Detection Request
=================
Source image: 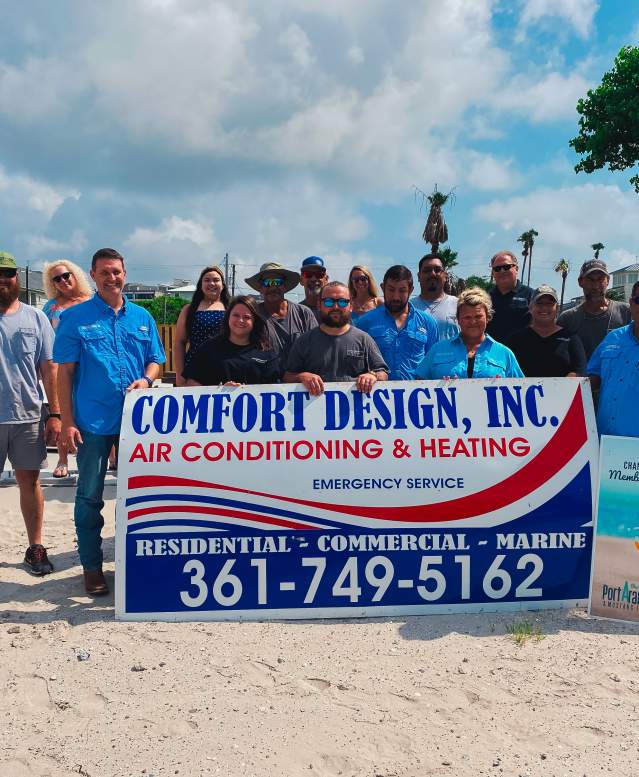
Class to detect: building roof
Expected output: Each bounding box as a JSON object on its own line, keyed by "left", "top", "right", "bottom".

{"left": 168, "top": 284, "right": 196, "bottom": 293}
{"left": 612, "top": 263, "right": 639, "bottom": 274}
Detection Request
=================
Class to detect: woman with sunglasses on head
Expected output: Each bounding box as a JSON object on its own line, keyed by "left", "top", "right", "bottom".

{"left": 348, "top": 265, "right": 383, "bottom": 325}
{"left": 42, "top": 260, "right": 93, "bottom": 478}
{"left": 182, "top": 296, "right": 282, "bottom": 386}
{"left": 174, "top": 265, "right": 230, "bottom": 387}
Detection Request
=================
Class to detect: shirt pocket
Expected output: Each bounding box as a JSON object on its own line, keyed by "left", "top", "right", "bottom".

{"left": 125, "top": 327, "right": 152, "bottom": 362}
{"left": 15, "top": 328, "right": 37, "bottom": 356}
{"left": 481, "top": 356, "right": 508, "bottom": 377}
{"left": 405, "top": 328, "right": 428, "bottom": 356}
{"left": 79, "top": 325, "right": 108, "bottom": 354}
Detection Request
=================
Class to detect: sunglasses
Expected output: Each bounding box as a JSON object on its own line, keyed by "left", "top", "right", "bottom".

{"left": 352, "top": 275, "right": 369, "bottom": 283}
{"left": 0, "top": 268, "right": 17, "bottom": 279}
{"left": 493, "top": 264, "right": 516, "bottom": 273}
{"left": 52, "top": 271, "right": 72, "bottom": 284}
{"left": 301, "top": 269, "right": 326, "bottom": 279}
{"left": 421, "top": 267, "right": 444, "bottom": 275}
{"left": 322, "top": 297, "right": 350, "bottom": 308}
{"left": 261, "top": 277, "right": 285, "bottom": 288}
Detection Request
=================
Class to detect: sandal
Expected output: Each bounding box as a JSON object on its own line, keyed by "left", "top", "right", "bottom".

{"left": 52, "top": 462, "right": 68, "bottom": 478}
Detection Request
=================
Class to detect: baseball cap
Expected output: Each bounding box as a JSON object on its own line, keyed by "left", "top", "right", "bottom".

{"left": 0, "top": 251, "right": 17, "bottom": 269}
{"left": 579, "top": 259, "right": 609, "bottom": 279}
{"left": 300, "top": 256, "right": 325, "bottom": 271}
{"left": 532, "top": 284, "right": 558, "bottom": 303}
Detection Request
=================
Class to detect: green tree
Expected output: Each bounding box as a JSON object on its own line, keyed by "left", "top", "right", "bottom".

{"left": 136, "top": 295, "right": 185, "bottom": 325}
{"left": 437, "top": 247, "right": 458, "bottom": 271}
{"left": 554, "top": 259, "right": 570, "bottom": 309}
{"left": 464, "top": 275, "right": 491, "bottom": 291}
{"left": 605, "top": 288, "right": 624, "bottom": 302}
{"left": 570, "top": 46, "right": 639, "bottom": 192}
{"left": 517, "top": 229, "right": 538, "bottom": 287}
{"left": 591, "top": 242, "right": 605, "bottom": 259}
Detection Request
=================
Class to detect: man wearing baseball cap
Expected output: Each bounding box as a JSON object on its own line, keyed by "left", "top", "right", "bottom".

{"left": 245, "top": 261, "right": 317, "bottom": 360}
{"left": 0, "top": 251, "right": 61, "bottom": 575}
{"left": 299, "top": 255, "right": 328, "bottom": 320}
{"left": 507, "top": 285, "right": 586, "bottom": 377}
{"left": 557, "top": 259, "right": 631, "bottom": 359}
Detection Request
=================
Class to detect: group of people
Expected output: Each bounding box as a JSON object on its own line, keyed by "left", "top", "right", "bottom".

{"left": 0, "top": 245, "right": 637, "bottom": 595}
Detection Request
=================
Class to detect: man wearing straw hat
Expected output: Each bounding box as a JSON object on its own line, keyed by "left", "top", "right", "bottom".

{"left": 245, "top": 261, "right": 317, "bottom": 360}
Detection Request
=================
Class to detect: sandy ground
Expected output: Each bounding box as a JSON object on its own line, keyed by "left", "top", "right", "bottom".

{"left": 2, "top": 479, "right": 639, "bottom": 777}
{"left": 590, "top": 535, "right": 639, "bottom": 622}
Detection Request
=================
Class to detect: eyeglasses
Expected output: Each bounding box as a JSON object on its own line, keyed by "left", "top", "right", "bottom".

{"left": 352, "top": 275, "right": 369, "bottom": 283}
{"left": 322, "top": 297, "right": 350, "bottom": 308}
{"left": 261, "top": 277, "right": 285, "bottom": 288}
{"left": 0, "top": 268, "right": 17, "bottom": 279}
{"left": 492, "top": 264, "right": 516, "bottom": 273}
{"left": 52, "top": 271, "right": 72, "bottom": 284}
{"left": 421, "top": 267, "right": 444, "bottom": 275}
{"left": 301, "top": 269, "right": 326, "bottom": 279}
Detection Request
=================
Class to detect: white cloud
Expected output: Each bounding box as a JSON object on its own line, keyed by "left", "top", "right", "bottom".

{"left": 279, "top": 24, "right": 315, "bottom": 69}
{"left": 126, "top": 216, "right": 216, "bottom": 250}
{"left": 347, "top": 46, "right": 364, "bottom": 65}
{"left": 0, "top": 166, "right": 80, "bottom": 220}
{"left": 24, "top": 230, "right": 88, "bottom": 260}
{"left": 519, "top": 0, "right": 598, "bottom": 39}
{"left": 466, "top": 154, "right": 519, "bottom": 191}
{"left": 493, "top": 70, "right": 590, "bottom": 122}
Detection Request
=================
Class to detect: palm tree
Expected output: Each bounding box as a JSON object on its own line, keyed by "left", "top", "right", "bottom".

{"left": 519, "top": 228, "right": 539, "bottom": 286}
{"left": 517, "top": 232, "right": 530, "bottom": 280}
{"left": 437, "top": 247, "right": 458, "bottom": 271}
{"left": 554, "top": 259, "right": 570, "bottom": 309}
{"left": 591, "top": 242, "right": 605, "bottom": 260}
{"left": 421, "top": 186, "right": 450, "bottom": 253}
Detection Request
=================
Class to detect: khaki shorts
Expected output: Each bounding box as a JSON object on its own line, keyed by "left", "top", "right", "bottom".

{"left": 0, "top": 420, "right": 47, "bottom": 472}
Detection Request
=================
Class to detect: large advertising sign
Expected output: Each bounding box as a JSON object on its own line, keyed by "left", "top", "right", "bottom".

{"left": 115, "top": 378, "right": 598, "bottom": 620}
{"left": 589, "top": 435, "right": 639, "bottom": 623}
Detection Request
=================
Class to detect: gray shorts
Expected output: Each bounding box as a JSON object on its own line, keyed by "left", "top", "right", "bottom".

{"left": 0, "top": 420, "right": 47, "bottom": 472}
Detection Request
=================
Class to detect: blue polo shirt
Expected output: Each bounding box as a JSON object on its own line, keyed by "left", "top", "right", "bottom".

{"left": 416, "top": 334, "right": 524, "bottom": 379}
{"left": 356, "top": 303, "right": 439, "bottom": 379}
{"left": 53, "top": 294, "right": 165, "bottom": 435}
{"left": 587, "top": 324, "right": 639, "bottom": 437}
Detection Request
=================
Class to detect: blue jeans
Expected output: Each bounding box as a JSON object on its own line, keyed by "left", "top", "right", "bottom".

{"left": 75, "top": 430, "right": 119, "bottom": 570}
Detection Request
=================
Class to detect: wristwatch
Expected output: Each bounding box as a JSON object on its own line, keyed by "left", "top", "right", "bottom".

{"left": 142, "top": 376, "right": 154, "bottom": 387}
{"left": 46, "top": 412, "right": 61, "bottom": 421}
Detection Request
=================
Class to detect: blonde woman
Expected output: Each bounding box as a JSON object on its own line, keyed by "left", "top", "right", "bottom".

{"left": 348, "top": 265, "right": 383, "bottom": 325}
{"left": 416, "top": 287, "right": 524, "bottom": 379}
{"left": 42, "top": 260, "right": 92, "bottom": 478}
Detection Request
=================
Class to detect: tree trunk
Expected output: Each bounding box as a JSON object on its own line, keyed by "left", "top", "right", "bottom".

{"left": 527, "top": 245, "right": 533, "bottom": 287}
{"left": 560, "top": 271, "right": 567, "bottom": 309}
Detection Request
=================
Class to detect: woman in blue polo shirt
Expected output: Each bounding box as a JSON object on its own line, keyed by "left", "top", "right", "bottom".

{"left": 416, "top": 287, "right": 524, "bottom": 379}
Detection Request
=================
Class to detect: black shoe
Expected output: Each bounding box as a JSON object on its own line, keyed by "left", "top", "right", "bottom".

{"left": 24, "top": 544, "right": 54, "bottom": 576}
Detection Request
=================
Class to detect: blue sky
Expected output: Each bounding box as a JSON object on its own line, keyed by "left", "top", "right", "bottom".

{"left": 1, "top": 0, "right": 638, "bottom": 301}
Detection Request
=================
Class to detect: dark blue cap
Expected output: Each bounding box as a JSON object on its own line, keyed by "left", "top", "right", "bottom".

{"left": 301, "top": 255, "right": 325, "bottom": 270}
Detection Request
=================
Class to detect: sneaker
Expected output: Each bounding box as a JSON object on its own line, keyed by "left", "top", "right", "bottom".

{"left": 24, "top": 544, "right": 54, "bottom": 576}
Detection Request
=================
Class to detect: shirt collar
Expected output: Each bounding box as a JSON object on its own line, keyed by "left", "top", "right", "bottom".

{"left": 92, "top": 291, "right": 127, "bottom": 315}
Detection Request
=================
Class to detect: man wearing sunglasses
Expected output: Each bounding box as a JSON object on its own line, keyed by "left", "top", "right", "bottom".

{"left": 486, "top": 250, "right": 533, "bottom": 343}
{"left": 299, "top": 255, "right": 329, "bottom": 320}
{"left": 587, "top": 281, "right": 639, "bottom": 437}
{"left": 284, "top": 282, "right": 387, "bottom": 396}
{"left": 246, "top": 261, "right": 317, "bottom": 360}
{"left": 411, "top": 253, "right": 459, "bottom": 340}
{"left": 0, "top": 251, "right": 61, "bottom": 576}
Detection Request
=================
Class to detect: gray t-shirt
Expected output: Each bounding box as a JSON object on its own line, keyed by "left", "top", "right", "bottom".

{"left": 411, "top": 294, "right": 459, "bottom": 340}
{"left": 258, "top": 300, "right": 318, "bottom": 358}
{"left": 558, "top": 300, "right": 631, "bottom": 359}
{"left": 285, "top": 325, "right": 388, "bottom": 382}
{"left": 0, "top": 303, "right": 54, "bottom": 423}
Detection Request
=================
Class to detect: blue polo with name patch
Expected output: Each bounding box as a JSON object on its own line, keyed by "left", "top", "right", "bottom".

{"left": 53, "top": 294, "right": 165, "bottom": 435}
{"left": 587, "top": 324, "right": 639, "bottom": 437}
{"left": 356, "top": 302, "right": 439, "bottom": 379}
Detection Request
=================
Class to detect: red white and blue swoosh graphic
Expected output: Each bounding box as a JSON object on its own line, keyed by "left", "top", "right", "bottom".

{"left": 126, "top": 388, "right": 592, "bottom": 534}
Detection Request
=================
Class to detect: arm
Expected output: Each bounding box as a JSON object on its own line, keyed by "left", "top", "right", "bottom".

{"left": 39, "top": 359, "right": 61, "bottom": 445}
{"left": 57, "top": 362, "right": 83, "bottom": 454}
{"left": 186, "top": 378, "right": 203, "bottom": 387}
{"left": 173, "top": 305, "right": 190, "bottom": 387}
{"left": 126, "top": 362, "right": 161, "bottom": 391}
{"left": 283, "top": 370, "right": 325, "bottom": 396}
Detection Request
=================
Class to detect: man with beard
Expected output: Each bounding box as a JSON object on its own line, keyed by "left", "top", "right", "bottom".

{"left": 357, "top": 265, "right": 438, "bottom": 379}
{"left": 558, "top": 260, "right": 631, "bottom": 360}
{"left": 283, "top": 282, "right": 387, "bottom": 396}
{"left": 0, "top": 251, "right": 60, "bottom": 575}
{"left": 245, "top": 262, "right": 317, "bottom": 360}
{"left": 299, "top": 255, "right": 328, "bottom": 320}
{"left": 411, "top": 253, "right": 459, "bottom": 340}
{"left": 54, "top": 248, "right": 165, "bottom": 596}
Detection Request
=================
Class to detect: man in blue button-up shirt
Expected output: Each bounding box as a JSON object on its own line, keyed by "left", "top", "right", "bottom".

{"left": 587, "top": 281, "right": 639, "bottom": 438}
{"left": 54, "top": 248, "right": 165, "bottom": 595}
{"left": 357, "top": 265, "right": 439, "bottom": 379}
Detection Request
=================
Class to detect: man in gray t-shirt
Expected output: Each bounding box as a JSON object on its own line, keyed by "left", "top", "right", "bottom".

{"left": 284, "top": 281, "right": 388, "bottom": 396}
{"left": 557, "top": 259, "right": 631, "bottom": 359}
{"left": 0, "top": 251, "right": 61, "bottom": 576}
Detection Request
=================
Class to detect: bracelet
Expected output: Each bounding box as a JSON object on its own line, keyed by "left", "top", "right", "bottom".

{"left": 142, "top": 376, "right": 154, "bottom": 387}
{"left": 47, "top": 412, "right": 61, "bottom": 420}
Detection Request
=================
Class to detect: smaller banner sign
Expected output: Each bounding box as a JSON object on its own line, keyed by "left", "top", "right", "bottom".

{"left": 589, "top": 435, "right": 639, "bottom": 623}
